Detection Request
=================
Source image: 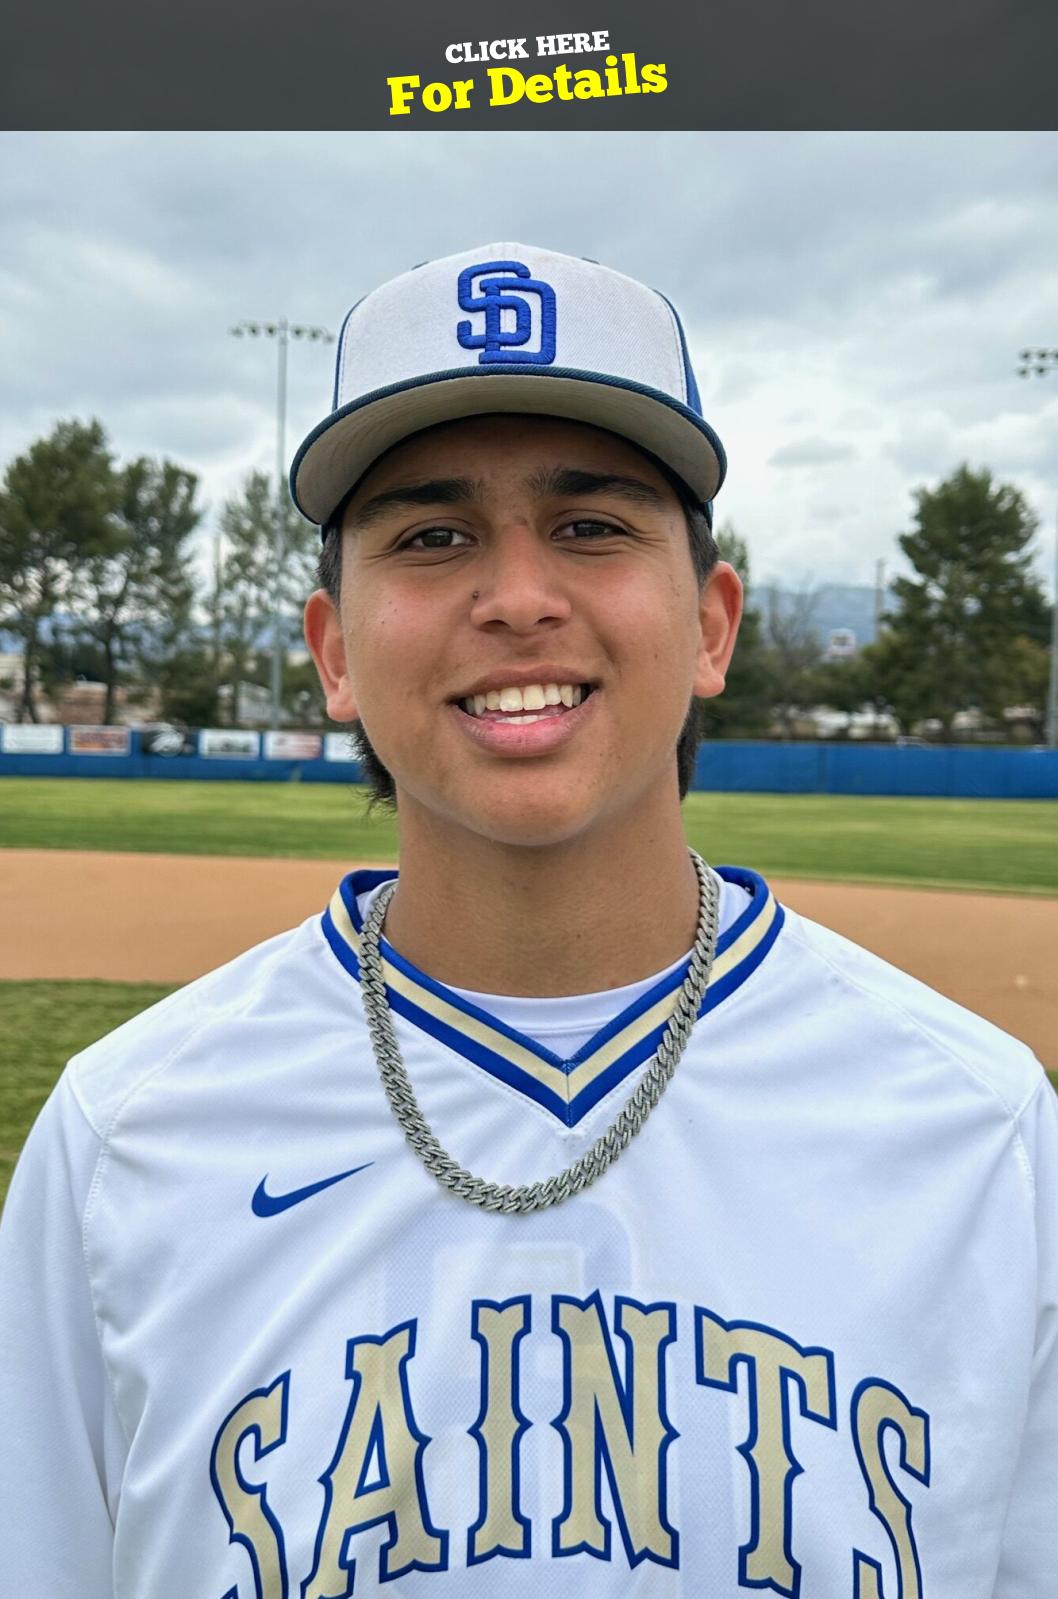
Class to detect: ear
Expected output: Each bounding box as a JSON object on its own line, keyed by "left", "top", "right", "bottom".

{"left": 304, "top": 588, "right": 360, "bottom": 721}
{"left": 693, "top": 561, "right": 744, "bottom": 699}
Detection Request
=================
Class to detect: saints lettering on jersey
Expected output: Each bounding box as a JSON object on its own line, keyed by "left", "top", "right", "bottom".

{"left": 211, "top": 1293, "right": 930, "bottom": 1597}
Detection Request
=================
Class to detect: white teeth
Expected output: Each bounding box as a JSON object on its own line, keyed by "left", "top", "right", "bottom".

{"left": 504, "top": 713, "right": 548, "bottom": 725}
{"left": 461, "top": 682, "right": 592, "bottom": 716}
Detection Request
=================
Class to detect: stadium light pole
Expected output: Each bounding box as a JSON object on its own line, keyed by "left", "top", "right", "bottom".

{"left": 1016, "top": 349, "right": 1058, "bottom": 746}
{"left": 230, "top": 318, "right": 334, "bottom": 728}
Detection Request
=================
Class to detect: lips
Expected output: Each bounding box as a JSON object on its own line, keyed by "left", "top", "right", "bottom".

{"left": 450, "top": 681, "right": 600, "bottom": 756}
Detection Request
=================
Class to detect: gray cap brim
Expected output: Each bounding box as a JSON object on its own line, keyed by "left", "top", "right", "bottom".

{"left": 290, "top": 366, "right": 727, "bottom": 528}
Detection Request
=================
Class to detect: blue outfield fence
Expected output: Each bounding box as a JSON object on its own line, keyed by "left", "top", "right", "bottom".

{"left": 0, "top": 728, "right": 1057, "bottom": 799}
{"left": 0, "top": 727, "right": 364, "bottom": 785}
{"left": 690, "top": 741, "right": 1058, "bottom": 800}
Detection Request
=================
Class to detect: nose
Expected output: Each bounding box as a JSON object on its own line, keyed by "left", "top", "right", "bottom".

{"left": 469, "top": 523, "right": 573, "bottom": 633}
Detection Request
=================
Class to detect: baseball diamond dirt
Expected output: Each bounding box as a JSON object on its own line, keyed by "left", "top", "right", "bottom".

{"left": 2, "top": 848, "right": 1055, "bottom": 1070}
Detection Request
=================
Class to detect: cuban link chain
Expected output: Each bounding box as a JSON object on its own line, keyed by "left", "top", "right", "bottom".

{"left": 357, "top": 848, "right": 720, "bottom": 1214}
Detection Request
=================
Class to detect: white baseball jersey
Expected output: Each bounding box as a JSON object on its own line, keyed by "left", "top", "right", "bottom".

{"left": 1, "top": 864, "right": 1055, "bottom": 1597}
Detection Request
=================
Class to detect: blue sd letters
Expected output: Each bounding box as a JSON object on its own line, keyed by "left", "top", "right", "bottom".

{"left": 456, "top": 260, "right": 558, "bottom": 365}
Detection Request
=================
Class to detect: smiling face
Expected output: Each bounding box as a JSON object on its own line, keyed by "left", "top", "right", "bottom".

{"left": 305, "top": 415, "right": 742, "bottom": 852}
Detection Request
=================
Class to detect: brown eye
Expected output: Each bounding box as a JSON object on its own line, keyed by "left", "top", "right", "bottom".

{"left": 557, "top": 520, "right": 625, "bottom": 540}
{"left": 402, "top": 527, "right": 471, "bottom": 550}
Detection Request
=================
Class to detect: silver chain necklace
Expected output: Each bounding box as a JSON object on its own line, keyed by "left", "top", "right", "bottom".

{"left": 357, "top": 848, "right": 720, "bottom": 1214}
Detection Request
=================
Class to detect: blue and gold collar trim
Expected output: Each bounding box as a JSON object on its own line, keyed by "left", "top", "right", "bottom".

{"left": 322, "top": 865, "right": 783, "bottom": 1128}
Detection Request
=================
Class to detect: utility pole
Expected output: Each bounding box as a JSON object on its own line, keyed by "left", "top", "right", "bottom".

{"left": 1016, "top": 348, "right": 1058, "bottom": 746}
{"left": 873, "top": 557, "right": 886, "bottom": 636}
{"left": 230, "top": 318, "right": 334, "bottom": 728}
{"left": 211, "top": 526, "right": 223, "bottom": 716}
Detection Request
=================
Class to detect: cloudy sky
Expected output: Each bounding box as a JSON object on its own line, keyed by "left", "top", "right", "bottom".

{"left": 2, "top": 131, "right": 1057, "bottom": 595}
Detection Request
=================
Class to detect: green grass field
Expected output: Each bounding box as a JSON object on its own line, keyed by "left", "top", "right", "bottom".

{"left": 2, "top": 777, "right": 1056, "bottom": 1206}
{"left": 2, "top": 776, "right": 1058, "bottom": 893}
{"left": 0, "top": 981, "right": 176, "bottom": 1206}
{"left": 1, "top": 975, "right": 1055, "bottom": 1210}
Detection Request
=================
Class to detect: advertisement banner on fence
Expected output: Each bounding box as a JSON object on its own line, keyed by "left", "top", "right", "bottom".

{"left": 1, "top": 724, "right": 64, "bottom": 754}
{"left": 199, "top": 729, "right": 260, "bottom": 759}
{"left": 141, "top": 725, "right": 197, "bottom": 757}
{"left": 69, "top": 726, "right": 131, "bottom": 756}
{"left": 264, "top": 731, "right": 323, "bottom": 761}
{"left": 323, "top": 733, "right": 359, "bottom": 764}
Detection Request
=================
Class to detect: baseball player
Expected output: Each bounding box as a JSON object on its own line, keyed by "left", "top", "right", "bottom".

{"left": 1, "top": 243, "right": 1055, "bottom": 1597}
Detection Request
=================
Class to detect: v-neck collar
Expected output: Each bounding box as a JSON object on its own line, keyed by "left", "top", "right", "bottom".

{"left": 321, "top": 864, "right": 784, "bottom": 1128}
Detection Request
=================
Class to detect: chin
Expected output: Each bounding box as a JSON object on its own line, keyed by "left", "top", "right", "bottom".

{"left": 442, "top": 778, "right": 615, "bottom": 852}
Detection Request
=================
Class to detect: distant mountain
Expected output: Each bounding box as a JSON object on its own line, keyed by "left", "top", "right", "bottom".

{"left": 4, "top": 589, "right": 892, "bottom": 660}
{"left": 751, "top": 583, "right": 895, "bottom": 651}
{"left": 0, "top": 612, "right": 304, "bottom": 658}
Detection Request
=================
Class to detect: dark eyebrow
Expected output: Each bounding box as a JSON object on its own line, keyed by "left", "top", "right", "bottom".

{"left": 351, "top": 476, "right": 484, "bottom": 530}
{"left": 347, "top": 465, "right": 669, "bottom": 533}
{"left": 524, "top": 466, "right": 669, "bottom": 509}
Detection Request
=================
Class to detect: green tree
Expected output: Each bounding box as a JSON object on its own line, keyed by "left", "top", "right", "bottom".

{"left": 0, "top": 420, "right": 117, "bottom": 721}
{"left": 705, "top": 523, "right": 773, "bottom": 737}
{"left": 873, "top": 465, "right": 1051, "bottom": 740}
{"left": 217, "top": 474, "right": 271, "bottom": 725}
{"left": 991, "top": 635, "right": 1051, "bottom": 741}
{"left": 216, "top": 473, "right": 318, "bottom": 725}
{"left": 811, "top": 656, "right": 867, "bottom": 716}
{"left": 808, "top": 653, "right": 898, "bottom": 739}
{"left": 75, "top": 456, "right": 201, "bottom": 723}
{"left": 282, "top": 655, "right": 328, "bottom": 727}
{"left": 759, "top": 584, "right": 824, "bottom": 737}
{"left": 156, "top": 640, "right": 221, "bottom": 728}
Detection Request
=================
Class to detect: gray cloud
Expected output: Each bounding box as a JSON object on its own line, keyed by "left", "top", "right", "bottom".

{"left": 1, "top": 131, "right": 1056, "bottom": 591}
{"left": 769, "top": 439, "right": 858, "bottom": 468}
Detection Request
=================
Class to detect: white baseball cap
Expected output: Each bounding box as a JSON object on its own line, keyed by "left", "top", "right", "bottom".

{"left": 290, "top": 242, "right": 726, "bottom": 528}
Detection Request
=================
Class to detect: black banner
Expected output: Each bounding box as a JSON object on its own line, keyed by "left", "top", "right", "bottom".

{"left": 3, "top": 0, "right": 1055, "bottom": 130}
{"left": 141, "top": 726, "right": 196, "bottom": 757}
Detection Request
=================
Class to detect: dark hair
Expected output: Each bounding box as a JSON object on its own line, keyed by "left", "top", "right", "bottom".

{"left": 316, "top": 443, "right": 718, "bottom": 809}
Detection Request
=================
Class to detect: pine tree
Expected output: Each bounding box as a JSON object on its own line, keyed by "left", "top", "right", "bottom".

{"left": 76, "top": 456, "right": 201, "bottom": 723}
{"left": 0, "top": 420, "right": 117, "bottom": 721}
{"left": 705, "top": 523, "right": 773, "bottom": 737}
{"left": 216, "top": 473, "right": 316, "bottom": 725}
{"left": 871, "top": 465, "right": 1051, "bottom": 739}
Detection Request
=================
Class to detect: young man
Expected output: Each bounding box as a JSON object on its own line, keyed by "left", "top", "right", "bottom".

{"left": 1, "top": 244, "right": 1054, "bottom": 1597}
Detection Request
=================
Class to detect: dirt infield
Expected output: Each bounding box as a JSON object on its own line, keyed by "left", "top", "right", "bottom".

{"left": 3, "top": 849, "right": 1056, "bottom": 1068}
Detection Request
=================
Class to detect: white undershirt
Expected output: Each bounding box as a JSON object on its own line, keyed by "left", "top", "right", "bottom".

{"left": 357, "top": 868, "right": 751, "bottom": 1061}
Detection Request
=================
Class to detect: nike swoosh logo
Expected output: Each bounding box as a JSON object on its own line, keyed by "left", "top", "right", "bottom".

{"left": 252, "top": 1163, "right": 374, "bottom": 1217}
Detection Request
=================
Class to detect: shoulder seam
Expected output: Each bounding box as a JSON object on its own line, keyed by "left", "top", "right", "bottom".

{"left": 783, "top": 911, "right": 1042, "bottom": 1216}
{"left": 782, "top": 910, "right": 1040, "bottom": 1125}
{"left": 69, "top": 976, "right": 205, "bottom": 1178}
{"left": 77, "top": 980, "right": 248, "bottom": 1450}
{"left": 1013, "top": 1076, "right": 1052, "bottom": 1204}
{"left": 68, "top": 977, "right": 205, "bottom": 1138}
{"left": 44, "top": 1078, "right": 132, "bottom": 1454}
{"left": 65, "top": 1057, "right": 105, "bottom": 1141}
